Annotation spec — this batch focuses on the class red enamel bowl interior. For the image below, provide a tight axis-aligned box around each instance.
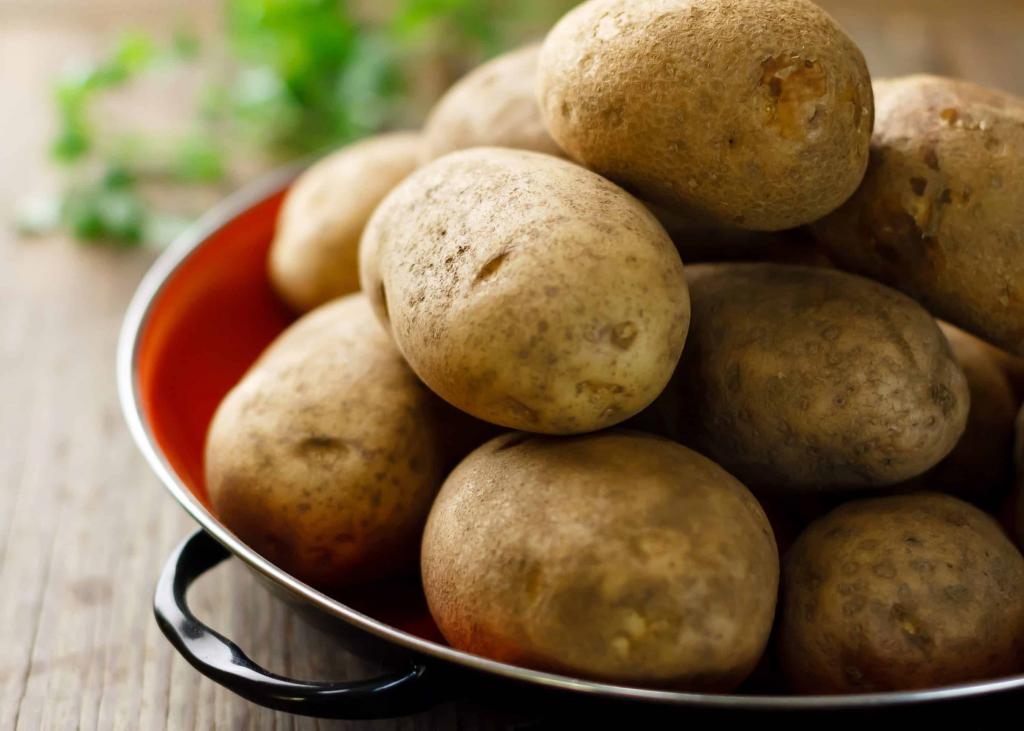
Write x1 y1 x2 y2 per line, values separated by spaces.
134 186 445 643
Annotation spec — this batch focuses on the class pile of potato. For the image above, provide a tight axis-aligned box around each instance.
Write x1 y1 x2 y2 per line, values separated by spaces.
205 0 1024 696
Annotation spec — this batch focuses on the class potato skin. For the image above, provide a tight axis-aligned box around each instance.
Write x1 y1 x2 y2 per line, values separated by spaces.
422 431 779 690
362 147 690 434
1013 406 1024 549
424 44 563 160
661 264 968 491
899 323 1016 507
357 208 389 329
204 294 444 589
269 133 422 313
813 76 1024 354
1015 484 1024 550
995 350 1024 402
538 0 873 231
778 493 1024 693
653 215 833 267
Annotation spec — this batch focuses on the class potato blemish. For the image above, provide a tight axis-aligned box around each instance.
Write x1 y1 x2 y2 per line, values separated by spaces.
611 320 638 349
474 251 509 284
760 55 827 140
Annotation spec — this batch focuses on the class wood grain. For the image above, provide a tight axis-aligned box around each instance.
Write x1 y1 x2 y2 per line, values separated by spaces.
0 2 1021 729
0 9 507 731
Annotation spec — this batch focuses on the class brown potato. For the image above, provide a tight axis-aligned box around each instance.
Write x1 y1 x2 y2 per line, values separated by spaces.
423 46 828 265
538 0 873 230
357 206 389 329
813 76 1024 355
269 132 422 313
362 147 690 434
1015 485 1024 550
204 294 445 589
657 264 969 491
898 323 1016 507
651 214 833 267
995 350 1024 402
1012 406 1024 549
423 44 564 160
422 431 779 690
778 493 1024 693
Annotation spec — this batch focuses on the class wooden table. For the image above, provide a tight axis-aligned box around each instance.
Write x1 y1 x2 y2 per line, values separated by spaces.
1 2 1021 728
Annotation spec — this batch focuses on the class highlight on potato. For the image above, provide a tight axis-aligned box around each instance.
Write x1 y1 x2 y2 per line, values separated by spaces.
199 0 1024 702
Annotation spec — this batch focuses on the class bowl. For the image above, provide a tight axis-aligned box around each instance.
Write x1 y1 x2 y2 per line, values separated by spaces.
118 166 1024 720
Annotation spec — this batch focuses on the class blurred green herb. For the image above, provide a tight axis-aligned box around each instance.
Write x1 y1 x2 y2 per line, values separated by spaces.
20 0 575 248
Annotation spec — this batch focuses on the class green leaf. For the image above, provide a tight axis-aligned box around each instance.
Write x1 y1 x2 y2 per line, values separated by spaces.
35 0 579 248
102 164 136 189
60 172 146 245
14 195 63 236
172 28 201 60
112 32 157 74
51 123 90 162
172 135 225 183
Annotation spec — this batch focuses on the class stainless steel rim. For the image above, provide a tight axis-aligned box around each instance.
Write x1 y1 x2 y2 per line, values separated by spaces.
117 164 1024 710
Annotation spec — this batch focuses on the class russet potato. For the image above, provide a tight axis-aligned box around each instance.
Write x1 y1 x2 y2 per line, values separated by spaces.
538 0 873 230
779 493 1024 693
362 147 689 434
205 294 445 589
422 431 779 690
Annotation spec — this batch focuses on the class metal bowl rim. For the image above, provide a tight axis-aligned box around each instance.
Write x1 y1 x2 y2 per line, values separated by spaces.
117 163 1024 711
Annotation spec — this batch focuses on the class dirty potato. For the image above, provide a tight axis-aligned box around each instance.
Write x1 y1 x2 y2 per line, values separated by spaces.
814 76 1024 354
422 431 779 690
361 147 690 434
538 0 873 230
660 264 968 491
205 294 445 589
778 493 1024 693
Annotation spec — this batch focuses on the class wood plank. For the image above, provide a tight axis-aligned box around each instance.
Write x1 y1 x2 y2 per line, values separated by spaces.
0 12 506 730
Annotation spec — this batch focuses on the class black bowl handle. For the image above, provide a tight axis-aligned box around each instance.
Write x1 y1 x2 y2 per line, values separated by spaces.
154 530 438 719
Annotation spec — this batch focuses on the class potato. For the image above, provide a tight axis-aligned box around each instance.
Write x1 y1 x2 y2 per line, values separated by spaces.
538 0 873 231
778 493 1024 693
361 147 690 434
357 207 389 328
421 431 779 690
655 217 833 267
899 323 1016 507
423 44 564 160
995 351 1024 402
204 294 445 589
421 43 824 265
1013 406 1024 549
813 76 1024 355
658 264 969 491
1015 485 1024 550
269 132 422 313
422 43 829 264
